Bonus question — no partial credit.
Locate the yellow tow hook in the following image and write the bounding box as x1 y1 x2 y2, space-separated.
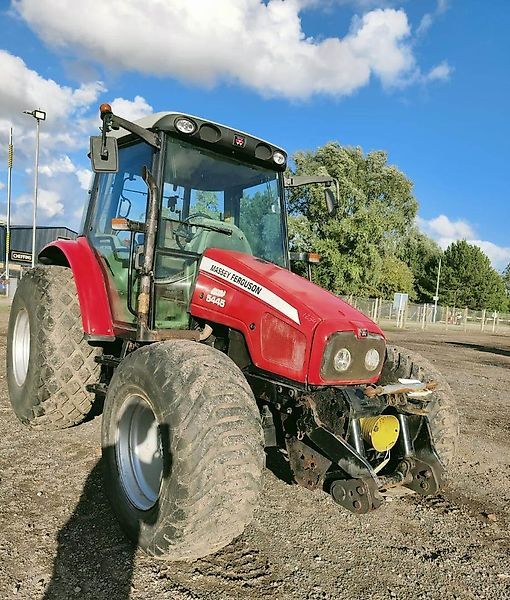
359 415 400 452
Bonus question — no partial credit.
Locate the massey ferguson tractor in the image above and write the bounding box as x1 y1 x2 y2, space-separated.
7 105 459 561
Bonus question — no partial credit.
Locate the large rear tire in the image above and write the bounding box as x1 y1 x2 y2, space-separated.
101 340 264 561
6 266 101 429
379 345 459 467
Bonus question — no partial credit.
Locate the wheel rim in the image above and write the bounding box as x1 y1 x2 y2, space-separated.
116 394 164 511
12 309 30 386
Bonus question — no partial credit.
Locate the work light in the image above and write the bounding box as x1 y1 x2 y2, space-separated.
273 151 285 165
175 117 197 134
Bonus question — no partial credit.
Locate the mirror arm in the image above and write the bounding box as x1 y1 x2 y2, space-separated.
284 175 337 188
111 114 160 149
99 103 160 149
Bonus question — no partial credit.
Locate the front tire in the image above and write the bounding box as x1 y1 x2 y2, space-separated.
380 345 460 467
6 266 101 429
101 340 264 561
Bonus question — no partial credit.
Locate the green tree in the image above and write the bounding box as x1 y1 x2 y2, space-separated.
440 241 508 311
288 142 418 296
378 255 415 299
399 227 442 302
503 263 510 297
191 190 221 219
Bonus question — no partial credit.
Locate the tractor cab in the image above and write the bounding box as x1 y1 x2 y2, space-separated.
86 108 290 333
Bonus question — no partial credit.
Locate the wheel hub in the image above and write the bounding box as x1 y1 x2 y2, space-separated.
116 394 163 511
12 309 30 386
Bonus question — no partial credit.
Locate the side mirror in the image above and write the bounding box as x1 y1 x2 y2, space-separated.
90 136 118 173
324 187 337 217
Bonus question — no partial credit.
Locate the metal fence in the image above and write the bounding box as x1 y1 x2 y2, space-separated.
342 296 510 336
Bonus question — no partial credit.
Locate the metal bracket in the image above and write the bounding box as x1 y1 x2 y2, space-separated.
330 477 383 514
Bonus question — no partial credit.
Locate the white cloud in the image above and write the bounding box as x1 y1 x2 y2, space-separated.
14 0 435 99
417 214 475 240
417 214 510 271
0 48 153 229
0 49 104 161
38 155 76 177
423 60 451 82
110 96 153 122
15 188 64 220
416 0 448 36
37 155 93 191
76 168 93 191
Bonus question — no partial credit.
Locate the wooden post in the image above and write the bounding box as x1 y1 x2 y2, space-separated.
481 309 486 331
421 304 426 329
463 307 468 332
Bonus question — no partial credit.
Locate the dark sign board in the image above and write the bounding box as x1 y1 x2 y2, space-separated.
10 250 32 263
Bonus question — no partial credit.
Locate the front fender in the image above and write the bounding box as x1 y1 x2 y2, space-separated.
39 237 115 341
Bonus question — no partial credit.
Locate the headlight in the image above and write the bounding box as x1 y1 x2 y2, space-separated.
334 348 351 372
320 332 385 382
175 117 197 134
364 348 380 371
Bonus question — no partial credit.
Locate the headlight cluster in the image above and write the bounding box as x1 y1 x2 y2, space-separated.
321 332 385 382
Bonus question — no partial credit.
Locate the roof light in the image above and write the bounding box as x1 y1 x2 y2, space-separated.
273 151 285 165
175 117 197 134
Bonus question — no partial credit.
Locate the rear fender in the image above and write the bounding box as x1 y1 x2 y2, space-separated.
39 237 115 341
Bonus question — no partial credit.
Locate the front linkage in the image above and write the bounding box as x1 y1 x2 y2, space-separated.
253 377 445 514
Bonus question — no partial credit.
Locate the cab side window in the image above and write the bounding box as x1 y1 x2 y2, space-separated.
88 142 154 324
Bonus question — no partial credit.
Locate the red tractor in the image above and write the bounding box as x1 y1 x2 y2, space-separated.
7 105 458 561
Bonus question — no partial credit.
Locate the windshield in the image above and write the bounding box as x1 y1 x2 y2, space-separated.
158 136 287 266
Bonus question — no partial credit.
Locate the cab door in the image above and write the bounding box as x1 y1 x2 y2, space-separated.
87 142 154 327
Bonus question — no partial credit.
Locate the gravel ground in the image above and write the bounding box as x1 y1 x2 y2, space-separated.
0 309 509 600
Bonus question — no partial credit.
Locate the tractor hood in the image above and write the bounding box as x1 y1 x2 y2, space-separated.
190 248 385 386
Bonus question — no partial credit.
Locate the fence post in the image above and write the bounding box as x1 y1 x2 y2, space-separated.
492 312 497 334
463 307 468 332
445 306 449 331
421 304 426 329
481 309 486 332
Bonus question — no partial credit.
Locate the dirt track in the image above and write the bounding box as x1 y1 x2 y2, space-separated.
1 310 509 600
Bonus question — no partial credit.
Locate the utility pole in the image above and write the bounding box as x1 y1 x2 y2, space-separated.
6 127 13 290
23 109 46 268
433 256 442 322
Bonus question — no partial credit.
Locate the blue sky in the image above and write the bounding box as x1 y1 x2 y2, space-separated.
0 0 508 269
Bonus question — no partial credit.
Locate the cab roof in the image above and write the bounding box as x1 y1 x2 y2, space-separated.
111 112 288 171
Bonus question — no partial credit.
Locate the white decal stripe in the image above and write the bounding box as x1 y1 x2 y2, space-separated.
200 257 300 325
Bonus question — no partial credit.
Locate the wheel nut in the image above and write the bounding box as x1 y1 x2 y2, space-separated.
353 500 361 510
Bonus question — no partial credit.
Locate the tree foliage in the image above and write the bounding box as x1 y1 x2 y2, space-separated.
439 241 508 311
399 227 442 302
287 142 507 311
503 263 510 296
288 142 418 296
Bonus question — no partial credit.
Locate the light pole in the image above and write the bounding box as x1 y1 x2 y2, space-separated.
23 109 46 268
6 127 13 290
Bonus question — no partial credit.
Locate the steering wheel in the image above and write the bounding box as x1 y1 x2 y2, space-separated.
174 212 213 250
